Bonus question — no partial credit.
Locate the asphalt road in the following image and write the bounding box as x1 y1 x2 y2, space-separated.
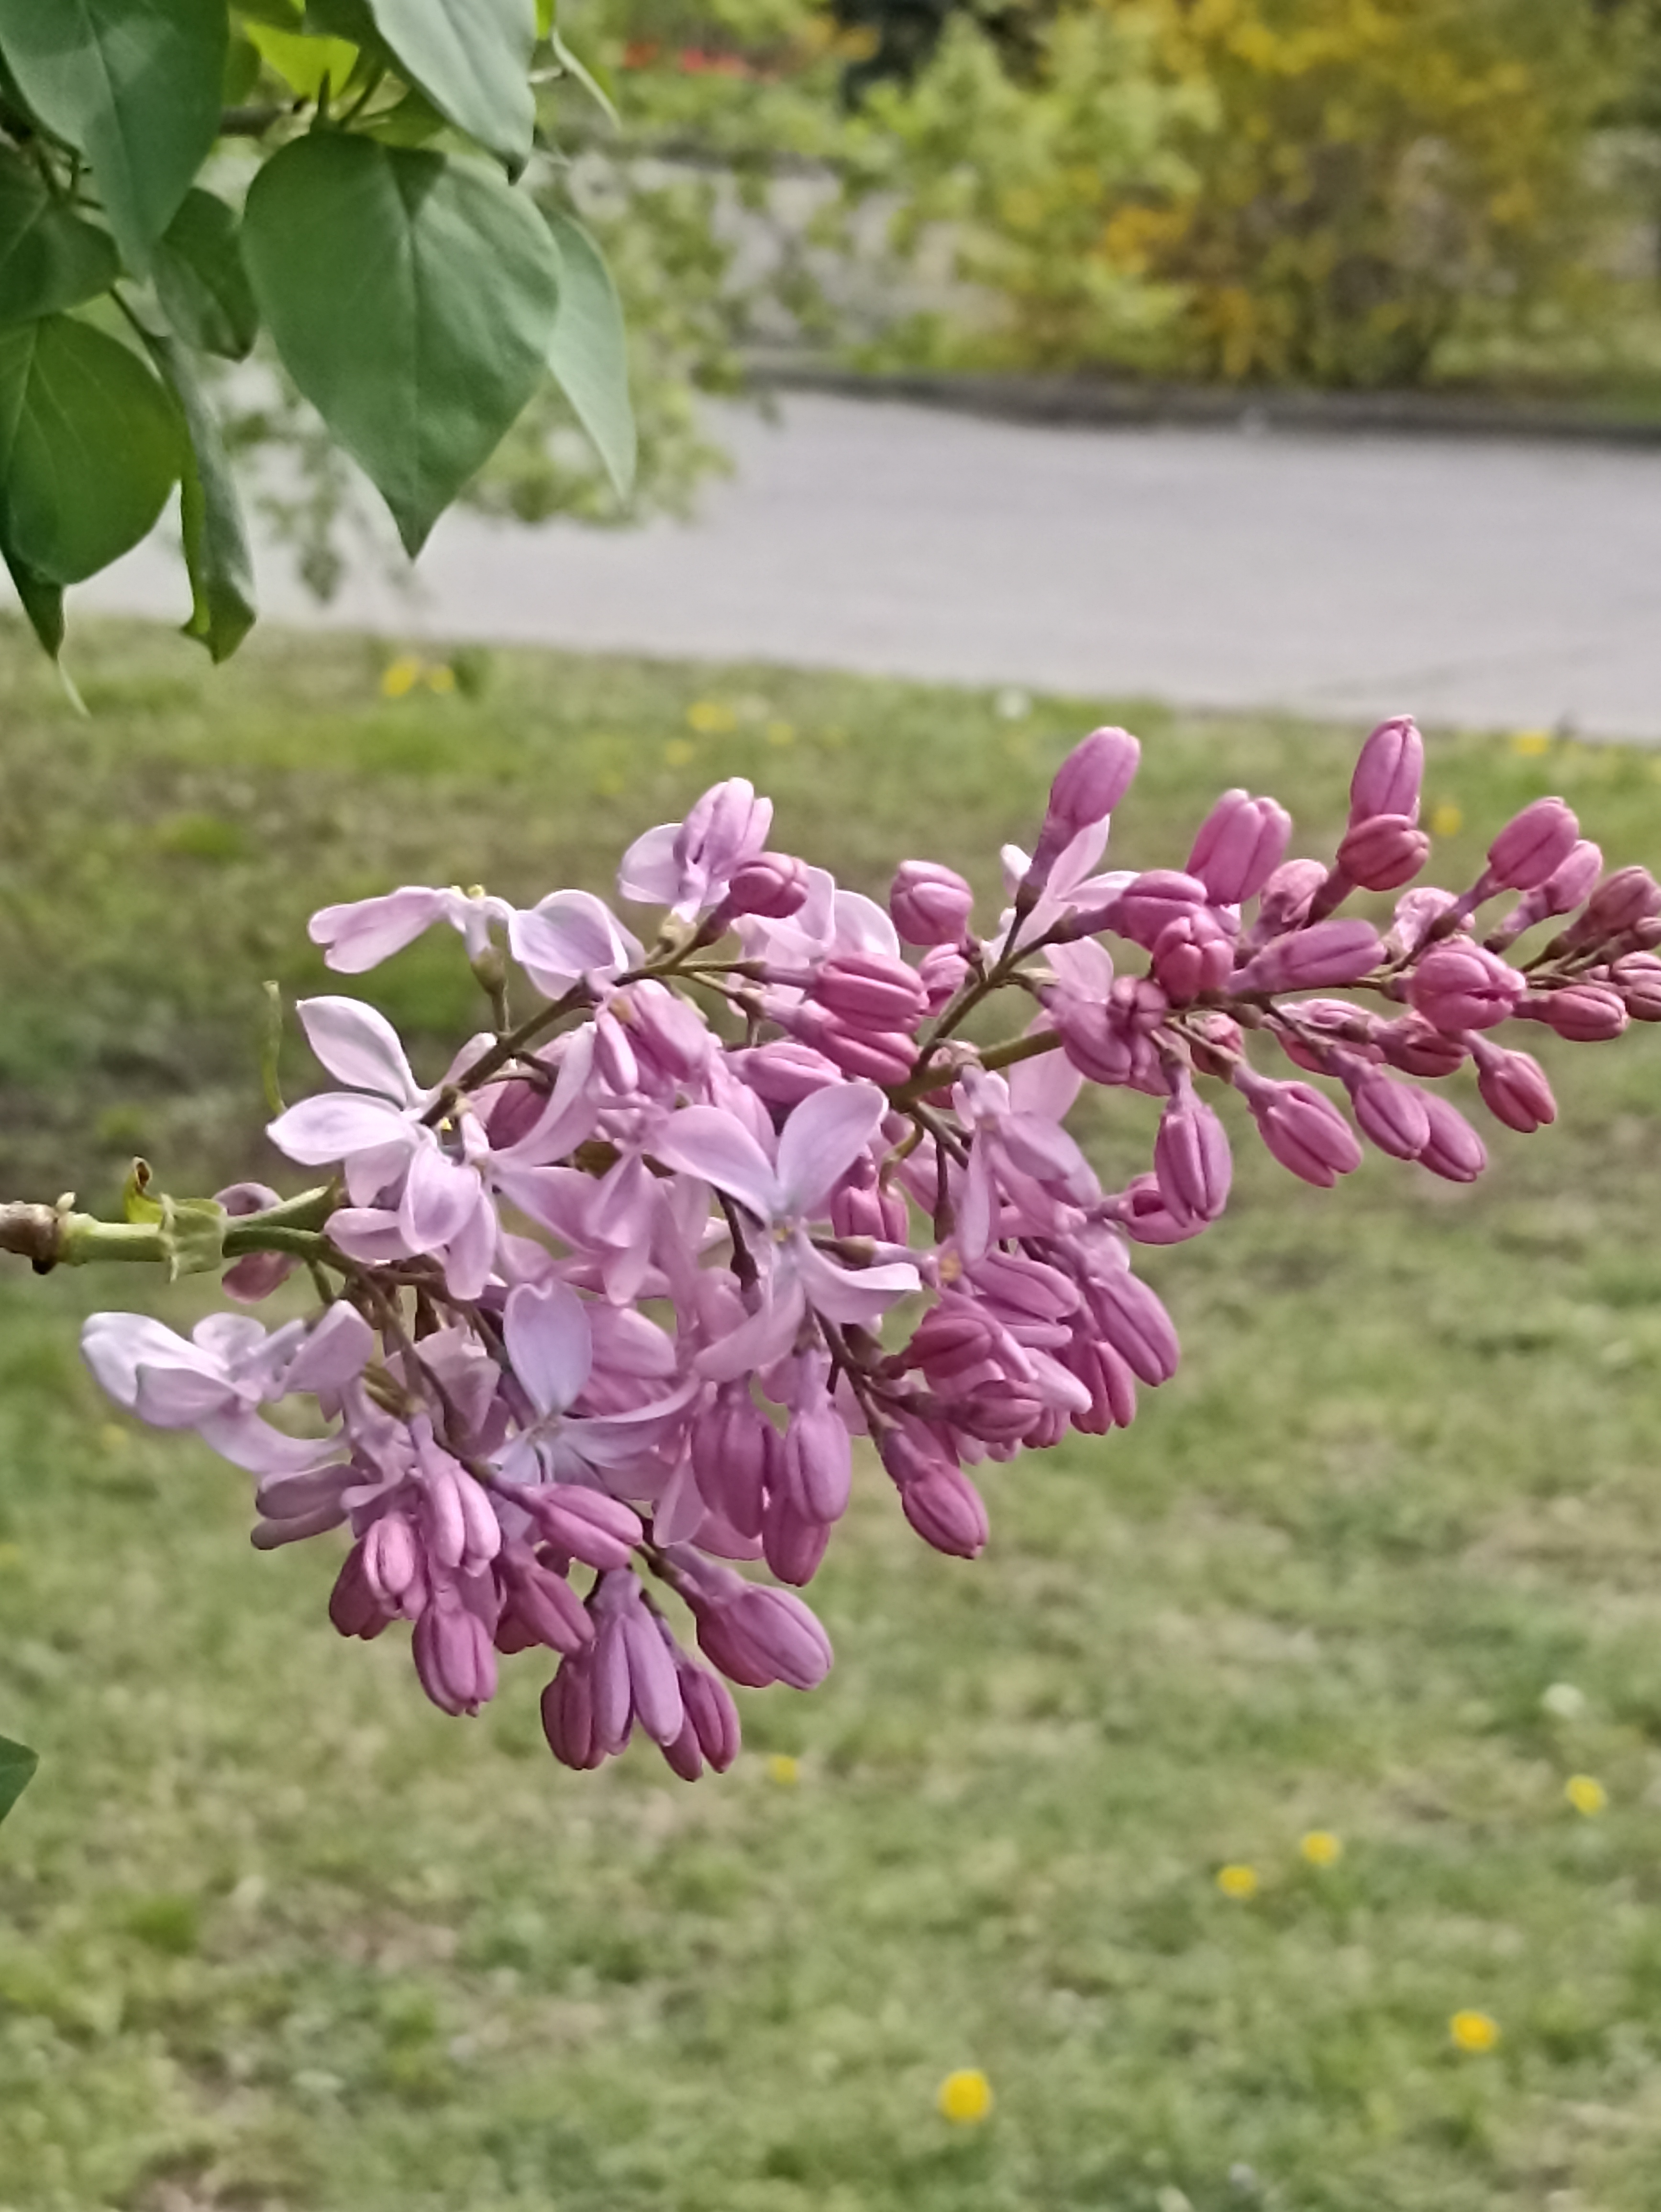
78 392 1661 739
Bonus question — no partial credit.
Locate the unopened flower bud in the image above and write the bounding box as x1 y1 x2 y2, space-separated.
1253 858 1328 935
1235 1069 1362 1187
1572 865 1661 945
1109 871 1208 951
1374 1012 1470 1078
1390 885 1464 957
1417 1092 1486 1183
1350 715 1424 825
1473 1040 1556 1132
1407 941 1523 1033
722 851 810 920
1344 1068 1429 1161
1151 910 1234 1003
813 951 929 1033
1034 727 1141 856
1336 813 1429 893
1187 790 1292 904
1238 919 1385 994
1485 797 1580 893
891 859 974 946
1517 984 1628 1042
1610 951 1661 1021
1153 1087 1232 1223
919 942 971 1009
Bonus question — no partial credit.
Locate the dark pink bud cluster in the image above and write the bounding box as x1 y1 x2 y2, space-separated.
69 720 1656 1787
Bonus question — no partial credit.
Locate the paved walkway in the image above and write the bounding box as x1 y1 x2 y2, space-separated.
79 392 1661 738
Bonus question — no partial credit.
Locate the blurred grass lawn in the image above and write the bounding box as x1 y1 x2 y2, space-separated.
4 621 1661 2212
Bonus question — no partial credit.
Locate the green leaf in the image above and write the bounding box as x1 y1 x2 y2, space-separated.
0 0 227 276
358 0 536 169
155 191 259 361
242 135 561 555
0 1736 37 1828
0 539 64 659
146 332 257 661
0 315 183 582
0 148 119 323
223 30 263 104
244 22 359 99
235 0 304 25
535 0 553 34
548 26 618 129
545 210 635 500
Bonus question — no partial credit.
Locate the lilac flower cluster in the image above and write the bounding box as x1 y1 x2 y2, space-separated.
76 718 1661 1779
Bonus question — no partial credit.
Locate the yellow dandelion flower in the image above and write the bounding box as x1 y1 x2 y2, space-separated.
1216 1863 1258 1900
380 656 423 699
1300 1830 1343 1868
1429 802 1464 839
426 665 456 695
687 700 736 735
765 720 796 748
1510 730 1551 757
663 739 696 768
766 1754 800 1787
1565 1774 1607 1816
938 2068 993 2124
1449 2010 1500 2054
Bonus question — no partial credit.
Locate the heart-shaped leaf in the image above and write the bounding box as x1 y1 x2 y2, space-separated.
155 190 260 361
360 0 536 168
242 136 561 555
0 0 226 274
545 210 635 500
0 1736 37 1828
0 315 183 582
0 147 119 323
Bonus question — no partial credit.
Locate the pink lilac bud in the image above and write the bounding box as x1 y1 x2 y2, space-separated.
1472 1038 1556 1132
1238 919 1385 995
731 1038 843 1106
721 852 810 920
1407 941 1524 1033
1063 1337 1139 1430
1154 1087 1232 1224
811 1020 918 1086
1274 998 1381 1075
1540 840 1604 913
1051 982 1164 1092
906 1301 1002 1381
948 1382 1046 1445
364 1513 422 1612
625 980 710 1084
695 1580 834 1691
663 1658 742 1780
499 1543 591 1655
891 859 974 946
1390 885 1464 957
1336 814 1429 893
217 1182 295 1303
1485 798 1580 893
762 1491 830 1586
1417 1093 1486 1183
516 1485 644 1573
1030 727 1141 873
918 942 970 1009
691 1389 774 1538
1082 1270 1180 1385
675 777 770 886
832 1172 909 1242
541 1656 604 1770
1344 1068 1429 1161
1517 984 1628 1042
1187 790 1292 904
1350 714 1424 825
1573 866 1661 945
1152 910 1234 1003
1110 871 1208 951
413 1593 498 1716
1254 858 1329 937
1114 1173 1206 1245
1185 1009 1243 1080
1236 1069 1362 1187
900 1459 989 1557
782 1402 853 1524
812 951 929 1032
1611 951 1661 1021
329 1541 391 1641
1374 1012 1470 1077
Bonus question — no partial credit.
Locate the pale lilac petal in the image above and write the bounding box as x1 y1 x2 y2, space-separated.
775 1082 888 1217
1000 1113 1096 1197
82 1314 195 1407
505 1280 594 1416
652 1107 780 1220
326 1207 414 1264
443 1189 498 1302
493 1028 599 1165
793 1241 919 1326
133 1364 239 1427
286 1303 376 1395
616 822 684 906
698 1285 807 1382
1008 1037 1085 1120
957 1146 997 1265
653 1456 707 1544
297 996 423 1103
622 1611 684 1745
398 1145 479 1251
510 891 640 991
198 1409 342 1475
309 888 445 972
267 1093 413 1167
828 889 901 958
